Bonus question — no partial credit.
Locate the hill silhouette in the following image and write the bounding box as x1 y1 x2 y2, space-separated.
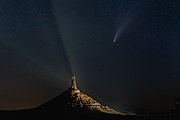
0 76 179 120
0 76 133 119
36 76 124 114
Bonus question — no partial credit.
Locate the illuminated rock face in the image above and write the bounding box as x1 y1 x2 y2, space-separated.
71 76 80 93
37 76 125 115
68 76 124 115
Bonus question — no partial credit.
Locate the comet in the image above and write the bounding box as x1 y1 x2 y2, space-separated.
113 3 143 43
113 22 127 43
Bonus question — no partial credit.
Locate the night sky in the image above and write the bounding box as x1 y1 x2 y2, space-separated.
0 0 180 113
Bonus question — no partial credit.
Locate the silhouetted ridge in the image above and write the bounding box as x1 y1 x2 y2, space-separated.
37 76 124 115
0 76 179 120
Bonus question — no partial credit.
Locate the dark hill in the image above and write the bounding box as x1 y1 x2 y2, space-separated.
0 76 179 120
36 76 124 115
0 76 132 119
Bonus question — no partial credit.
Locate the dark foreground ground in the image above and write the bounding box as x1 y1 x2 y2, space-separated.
0 87 179 120
0 109 179 120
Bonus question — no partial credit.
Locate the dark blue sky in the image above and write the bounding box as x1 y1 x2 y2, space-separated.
0 0 180 113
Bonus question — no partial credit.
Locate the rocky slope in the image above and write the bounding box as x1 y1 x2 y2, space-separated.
37 76 125 115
